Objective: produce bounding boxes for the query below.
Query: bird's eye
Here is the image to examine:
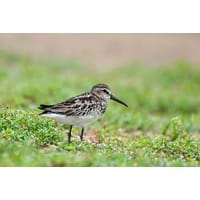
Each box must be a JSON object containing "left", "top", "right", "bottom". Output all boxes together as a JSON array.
[{"left": 103, "top": 89, "right": 109, "bottom": 94}]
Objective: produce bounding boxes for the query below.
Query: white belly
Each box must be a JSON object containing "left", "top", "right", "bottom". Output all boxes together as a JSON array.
[{"left": 41, "top": 113, "right": 101, "bottom": 127}]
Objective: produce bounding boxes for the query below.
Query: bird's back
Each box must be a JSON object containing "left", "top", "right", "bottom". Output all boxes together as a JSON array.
[{"left": 39, "top": 92, "right": 107, "bottom": 117}]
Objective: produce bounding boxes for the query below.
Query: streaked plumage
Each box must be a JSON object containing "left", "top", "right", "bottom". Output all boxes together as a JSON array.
[{"left": 39, "top": 84, "right": 128, "bottom": 143}]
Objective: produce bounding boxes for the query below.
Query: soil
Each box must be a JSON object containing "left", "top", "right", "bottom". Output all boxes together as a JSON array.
[{"left": 0, "top": 33, "right": 200, "bottom": 69}]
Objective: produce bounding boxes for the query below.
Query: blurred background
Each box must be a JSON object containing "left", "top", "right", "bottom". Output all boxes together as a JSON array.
[
  {"left": 1, "top": 33, "right": 200, "bottom": 166},
  {"left": 0, "top": 33, "right": 200, "bottom": 68}
]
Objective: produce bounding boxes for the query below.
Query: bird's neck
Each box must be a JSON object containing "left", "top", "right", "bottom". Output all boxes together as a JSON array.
[{"left": 91, "top": 92, "right": 107, "bottom": 102}]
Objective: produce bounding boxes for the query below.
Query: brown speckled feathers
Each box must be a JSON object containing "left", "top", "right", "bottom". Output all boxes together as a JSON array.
[{"left": 39, "top": 92, "right": 107, "bottom": 116}]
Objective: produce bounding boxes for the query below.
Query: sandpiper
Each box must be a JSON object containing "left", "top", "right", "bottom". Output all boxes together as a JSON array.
[{"left": 39, "top": 84, "right": 128, "bottom": 143}]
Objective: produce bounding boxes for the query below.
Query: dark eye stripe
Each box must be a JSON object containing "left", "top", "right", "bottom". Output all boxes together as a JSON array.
[{"left": 103, "top": 89, "right": 110, "bottom": 95}]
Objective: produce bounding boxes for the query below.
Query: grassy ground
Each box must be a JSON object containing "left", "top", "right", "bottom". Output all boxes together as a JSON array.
[{"left": 0, "top": 51, "right": 200, "bottom": 166}]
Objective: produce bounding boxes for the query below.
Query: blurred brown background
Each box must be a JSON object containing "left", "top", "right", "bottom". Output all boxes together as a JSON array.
[{"left": 0, "top": 33, "right": 200, "bottom": 68}]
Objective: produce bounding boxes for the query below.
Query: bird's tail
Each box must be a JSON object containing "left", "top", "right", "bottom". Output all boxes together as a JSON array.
[
  {"left": 38, "top": 104, "right": 52, "bottom": 110},
  {"left": 38, "top": 104, "right": 53, "bottom": 115}
]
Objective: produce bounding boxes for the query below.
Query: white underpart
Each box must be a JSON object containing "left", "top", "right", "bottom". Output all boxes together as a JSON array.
[{"left": 41, "top": 113, "right": 102, "bottom": 128}]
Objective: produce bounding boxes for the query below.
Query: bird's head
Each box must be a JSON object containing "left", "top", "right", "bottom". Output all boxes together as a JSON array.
[{"left": 90, "top": 84, "right": 128, "bottom": 107}]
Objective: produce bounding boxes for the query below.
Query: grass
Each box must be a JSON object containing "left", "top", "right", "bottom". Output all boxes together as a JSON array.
[{"left": 0, "top": 51, "right": 200, "bottom": 166}]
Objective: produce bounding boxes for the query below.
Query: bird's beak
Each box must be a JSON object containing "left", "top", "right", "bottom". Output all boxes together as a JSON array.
[{"left": 110, "top": 95, "right": 128, "bottom": 107}]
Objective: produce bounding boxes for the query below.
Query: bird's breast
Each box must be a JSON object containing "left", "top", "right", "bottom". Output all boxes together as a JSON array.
[{"left": 42, "top": 112, "right": 102, "bottom": 127}]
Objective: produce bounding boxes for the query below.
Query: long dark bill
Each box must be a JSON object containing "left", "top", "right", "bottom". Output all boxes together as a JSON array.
[{"left": 110, "top": 95, "right": 128, "bottom": 107}]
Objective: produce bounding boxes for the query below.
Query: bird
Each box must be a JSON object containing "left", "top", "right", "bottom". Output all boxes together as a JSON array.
[{"left": 38, "top": 84, "right": 128, "bottom": 143}]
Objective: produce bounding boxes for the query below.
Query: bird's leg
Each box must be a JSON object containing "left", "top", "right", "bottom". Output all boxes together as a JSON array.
[
  {"left": 80, "top": 128, "right": 84, "bottom": 141},
  {"left": 68, "top": 125, "right": 73, "bottom": 143}
]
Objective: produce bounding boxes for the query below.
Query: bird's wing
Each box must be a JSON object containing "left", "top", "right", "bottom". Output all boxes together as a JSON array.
[{"left": 39, "top": 93, "right": 98, "bottom": 116}]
